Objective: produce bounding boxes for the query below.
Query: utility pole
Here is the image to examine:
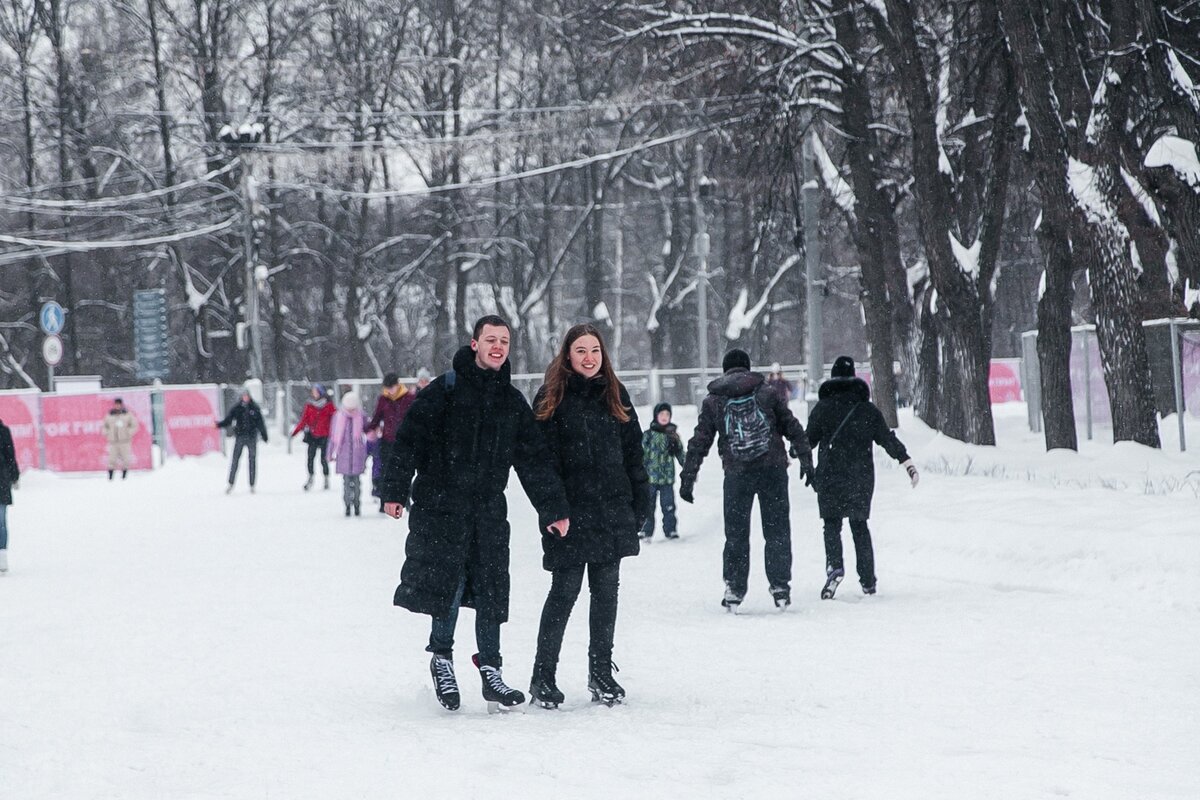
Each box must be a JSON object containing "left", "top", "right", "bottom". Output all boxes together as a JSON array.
[
  {"left": 802, "top": 129, "right": 824, "bottom": 399},
  {"left": 221, "top": 122, "right": 266, "bottom": 382},
  {"left": 693, "top": 142, "right": 711, "bottom": 391}
]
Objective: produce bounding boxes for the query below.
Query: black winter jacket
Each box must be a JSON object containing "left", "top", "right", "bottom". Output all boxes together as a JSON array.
[
  {"left": 380, "top": 346, "right": 569, "bottom": 620},
  {"left": 682, "top": 368, "right": 812, "bottom": 486},
  {"left": 217, "top": 400, "right": 268, "bottom": 442},
  {"left": 806, "top": 377, "right": 909, "bottom": 520},
  {"left": 534, "top": 373, "right": 650, "bottom": 571},
  {"left": 0, "top": 421, "right": 19, "bottom": 506}
]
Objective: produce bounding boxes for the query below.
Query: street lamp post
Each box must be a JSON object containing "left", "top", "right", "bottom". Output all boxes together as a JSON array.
[{"left": 219, "top": 122, "right": 266, "bottom": 382}]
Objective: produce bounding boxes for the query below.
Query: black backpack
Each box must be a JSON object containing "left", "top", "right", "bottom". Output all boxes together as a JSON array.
[{"left": 722, "top": 393, "right": 772, "bottom": 463}]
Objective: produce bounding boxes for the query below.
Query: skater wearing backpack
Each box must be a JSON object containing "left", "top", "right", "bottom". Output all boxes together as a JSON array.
[
  {"left": 680, "top": 349, "right": 815, "bottom": 612},
  {"left": 380, "top": 315, "right": 570, "bottom": 713},
  {"left": 327, "top": 390, "right": 369, "bottom": 517},
  {"left": 640, "top": 402, "right": 684, "bottom": 541},
  {"left": 806, "top": 356, "right": 917, "bottom": 599},
  {"left": 290, "top": 383, "right": 334, "bottom": 491},
  {"left": 528, "top": 323, "right": 650, "bottom": 709}
]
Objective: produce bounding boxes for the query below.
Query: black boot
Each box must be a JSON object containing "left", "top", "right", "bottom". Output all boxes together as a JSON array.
[
  {"left": 353, "top": 504, "right": 361, "bottom": 516},
  {"left": 429, "top": 654, "right": 460, "bottom": 711},
  {"left": 588, "top": 658, "right": 624, "bottom": 706},
  {"left": 472, "top": 654, "right": 525, "bottom": 712},
  {"left": 108, "top": 470, "right": 114, "bottom": 480},
  {"left": 529, "top": 663, "right": 565, "bottom": 709},
  {"left": 121, "top": 470, "right": 127, "bottom": 479},
  {"left": 345, "top": 505, "right": 351, "bottom": 517}
]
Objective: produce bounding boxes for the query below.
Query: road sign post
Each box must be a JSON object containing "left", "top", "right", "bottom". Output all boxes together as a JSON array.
[
  {"left": 42, "top": 333, "right": 63, "bottom": 391},
  {"left": 133, "top": 289, "right": 170, "bottom": 381}
]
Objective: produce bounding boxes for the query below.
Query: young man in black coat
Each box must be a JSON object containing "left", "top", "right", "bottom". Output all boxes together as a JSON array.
[
  {"left": 680, "top": 349, "right": 815, "bottom": 611},
  {"left": 380, "top": 315, "right": 570, "bottom": 713},
  {"left": 0, "top": 417, "right": 19, "bottom": 574},
  {"left": 806, "top": 356, "right": 918, "bottom": 599},
  {"left": 215, "top": 388, "right": 269, "bottom": 493}
]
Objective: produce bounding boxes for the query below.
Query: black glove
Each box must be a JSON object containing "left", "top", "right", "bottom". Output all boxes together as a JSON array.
[
  {"left": 800, "top": 460, "right": 815, "bottom": 488},
  {"left": 679, "top": 481, "right": 694, "bottom": 504},
  {"left": 788, "top": 445, "right": 799, "bottom": 459}
]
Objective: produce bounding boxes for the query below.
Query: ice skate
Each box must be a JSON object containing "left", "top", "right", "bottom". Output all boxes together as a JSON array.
[
  {"left": 472, "top": 654, "right": 525, "bottom": 713},
  {"left": 0, "top": 549, "right": 8, "bottom": 573},
  {"left": 721, "top": 583, "right": 744, "bottom": 613},
  {"left": 429, "top": 654, "right": 461, "bottom": 711},
  {"left": 323, "top": 475, "right": 330, "bottom": 490},
  {"left": 664, "top": 530, "right": 679, "bottom": 540},
  {"left": 588, "top": 660, "right": 624, "bottom": 707},
  {"left": 225, "top": 483, "right": 234, "bottom": 494},
  {"left": 770, "top": 585, "right": 791, "bottom": 610},
  {"left": 528, "top": 665, "right": 564, "bottom": 710},
  {"left": 821, "top": 567, "right": 844, "bottom": 600},
  {"left": 862, "top": 581, "right": 877, "bottom": 595},
  {"left": 303, "top": 475, "right": 313, "bottom": 491}
]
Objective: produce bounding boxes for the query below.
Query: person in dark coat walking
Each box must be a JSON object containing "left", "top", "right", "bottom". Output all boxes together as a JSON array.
[
  {"left": 366, "top": 372, "right": 417, "bottom": 511},
  {"left": 806, "top": 356, "right": 918, "bottom": 598},
  {"left": 640, "top": 402, "right": 684, "bottom": 540},
  {"left": 290, "top": 383, "right": 334, "bottom": 491},
  {"left": 0, "top": 418, "right": 20, "bottom": 574},
  {"left": 380, "top": 315, "right": 570, "bottom": 713},
  {"left": 216, "top": 388, "right": 269, "bottom": 493},
  {"left": 680, "top": 349, "right": 815, "bottom": 611},
  {"left": 528, "top": 323, "right": 650, "bottom": 708}
]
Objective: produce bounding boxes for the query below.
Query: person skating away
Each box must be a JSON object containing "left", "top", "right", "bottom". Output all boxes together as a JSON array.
[
  {"left": 380, "top": 315, "right": 570, "bottom": 713},
  {"left": 415, "top": 367, "right": 432, "bottom": 393},
  {"left": 216, "top": 388, "right": 269, "bottom": 493},
  {"left": 0, "top": 417, "right": 19, "bottom": 574},
  {"left": 640, "top": 402, "right": 684, "bottom": 541},
  {"left": 328, "top": 390, "right": 369, "bottom": 517},
  {"left": 102, "top": 397, "right": 139, "bottom": 480},
  {"left": 766, "top": 363, "right": 794, "bottom": 405},
  {"left": 679, "top": 349, "right": 815, "bottom": 613},
  {"left": 806, "top": 356, "right": 917, "bottom": 599},
  {"left": 366, "top": 373, "right": 417, "bottom": 512},
  {"left": 529, "top": 324, "right": 650, "bottom": 709},
  {"left": 290, "top": 383, "right": 334, "bottom": 491}
]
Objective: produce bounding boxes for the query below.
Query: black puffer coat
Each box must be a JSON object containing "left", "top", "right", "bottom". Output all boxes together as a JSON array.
[
  {"left": 535, "top": 374, "right": 650, "bottom": 571},
  {"left": 216, "top": 400, "right": 268, "bottom": 442},
  {"left": 0, "top": 421, "right": 19, "bottom": 506},
  {"left": 380, "top": 346, "right": 569, "bottom": 621},
  {"left": 681, "top": 368, "right": 812, "bottom": 485},
  {"left": 806, "top": 377, "right": 909, "bottom": 520}
]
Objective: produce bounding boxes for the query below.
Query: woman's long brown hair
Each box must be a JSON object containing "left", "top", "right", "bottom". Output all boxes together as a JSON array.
[{"left": 535, "top": 323, "right": 631, "bottom": 422}]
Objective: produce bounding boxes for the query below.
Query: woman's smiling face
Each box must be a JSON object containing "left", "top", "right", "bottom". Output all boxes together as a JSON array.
[{"left": 569, "top": 335, "right": 602, "bottom": 378}]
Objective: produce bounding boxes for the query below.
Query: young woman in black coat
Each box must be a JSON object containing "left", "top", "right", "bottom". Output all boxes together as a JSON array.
[{"left": 529, "top": 323, "right": 650, "bottom": 708}]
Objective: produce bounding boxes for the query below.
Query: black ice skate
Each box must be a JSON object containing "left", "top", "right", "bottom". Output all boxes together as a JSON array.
[
  {"left": 588, "top": 660, "right": 624, "bottom": 707},
  {"left": 429, "top": 654, "right": 461, "bottom": 711},
  {"left": 303, "top": 475, "right": 313, "bottom": 491},
  {"left": 721, "top": 583, "right": 744, "bottom": 613},
  {"left": 472, "top": 654, "right": 525, "bottom": 713},
  {"left": 770, "top": 585, "right": 791, "bottom": 610},
  {"left": 821, "top": 567, "right": 845, "bottom": 600},
  {"left": 664, "top": 530, "right": 679, "bottom": 540},
  {"left": 861, "top": 581, "right": 877, "bottom": 595},
  {"left": 528, "top": 665, "right": 565, "bottom": 710}
]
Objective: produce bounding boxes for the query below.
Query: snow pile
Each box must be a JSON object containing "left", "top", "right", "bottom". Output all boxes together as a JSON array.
[
  {"left": 811, "top": 133, "right": 856, "bottom": 215},
  {"left": 949, "top": 232, "right": 982, "bottom": 281},
  {"left": 1144, "top": 134, "right": 1200, "bottom": 188}
]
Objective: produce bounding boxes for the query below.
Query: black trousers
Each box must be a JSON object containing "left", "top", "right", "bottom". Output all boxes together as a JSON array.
[
  {"left": 823, "top": 518, "right": 875, "bottom": 587},
  {"left": 377, "top": 439, "right": 395, "bottom": 509},
  {"left": 229, "top": 438, "right": 258, "bottom": 487},
  {"left": 723, "top": 465, "right": 792, "bottom": 594},
  {"left": 306, "top": 436, "right": 329, "bottom": 476},
  {"left": 534, "top": 559, "right": 621, "bottom": 671}
]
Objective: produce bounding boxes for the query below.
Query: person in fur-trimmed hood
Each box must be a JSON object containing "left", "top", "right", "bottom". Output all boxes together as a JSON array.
[
  {"left": 680, "top": 349, "right": 814, "bottom": 612},
  {"left": 640, "top": 402, "right": 684, "bottom": 540},
  {"left": 806, "top": 356, "right": 917, "bottom": 600}
]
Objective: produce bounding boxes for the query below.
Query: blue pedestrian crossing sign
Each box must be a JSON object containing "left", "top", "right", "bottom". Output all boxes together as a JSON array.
[{"left": 40, "top": 301, "right": 65, "bottom": 335}]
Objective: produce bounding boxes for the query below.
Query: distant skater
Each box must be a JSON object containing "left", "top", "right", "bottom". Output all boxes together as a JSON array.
[
  {"left": 328, "top": 390, "right": 369, "bottom": 516},
  {"left": 216, "top": 388, "right": 269, "bottom": 493},
  {"left": 640, "top": 402, "right": 684, "bottom": 541},
  {"left": 102, "top": 397, "right": 139, "bottom": 479},
  {"left": 806, "top": 356, "right": 918, "bottom": 599},
  {"left": 0, "top": 416, "right": 19, "bottom": 574},
  {"left": 291, "top": 383, "right": 334, "bottom": 491}
]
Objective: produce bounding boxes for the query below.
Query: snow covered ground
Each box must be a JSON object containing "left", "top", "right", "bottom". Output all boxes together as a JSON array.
[{"left": 2, "top": 404, "right": 1198, "bottom": 799}]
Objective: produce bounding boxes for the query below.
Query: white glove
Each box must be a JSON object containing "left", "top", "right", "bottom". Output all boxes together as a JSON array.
[{"left": 901, "top": 459, "right": 918, "bottom": 488}]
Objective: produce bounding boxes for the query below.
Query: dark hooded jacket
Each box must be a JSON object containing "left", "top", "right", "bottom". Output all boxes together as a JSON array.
[
  {"left": 681, "top": 367, "right": 812, "bottom": 486},
  {"left": 534, "top": 373, "right": 650, "bottom": 571},
  {"left": 0, "top": 420, "right": 19, "bottom": 506},
  {"left": 806, "top": 376, "right": 909, "bottom": 520},
  {"left": 217, "top": 399, "right": 268, "bottom": 442},
  {"left": 379, "top": 346, "right": 569, "bottom": 621}
]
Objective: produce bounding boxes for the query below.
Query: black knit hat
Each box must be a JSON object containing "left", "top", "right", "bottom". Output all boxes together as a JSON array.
[
  {"left": 722, "top": 349, "right": 751, "bottom": 372},
  {"left": 831, "top": 356, "right": 856, "bottom": 378},
  {"left": 382, "top": 372, "right": 399, "bottom": 387},
  {"left": 653, "top": 402, "right": 672, "bottom": 417}
]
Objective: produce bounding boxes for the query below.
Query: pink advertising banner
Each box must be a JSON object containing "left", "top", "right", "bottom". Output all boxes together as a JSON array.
[
  {"left": 41, "top": 391, "right": 153, "bottom": 472},
  {"left": 163, "top": 386, "right": 223, "bottom": 457},
  {"left": 855, "top": 360, "right": 1021, "bottom": 404},
  {"left": 1069, "top": 334, "right": 1112, "bottom": 425},
  {"left": 0, "top": 391, "right": 41, "bottom": 470}
]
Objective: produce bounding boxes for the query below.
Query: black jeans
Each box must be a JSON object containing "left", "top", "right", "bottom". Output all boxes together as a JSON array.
[
  {"left": 535, "top": 559, "right": 621, "bottom": 670},
  {"left": 823, "top": 518, "right": 875, "bottom": 587},
  {"left": 229, "top": 438, "right": 258, "bottom": 487},
  {"left": 428, "top": 574, "right": 502, "bottom": 665},
  {"left": 641, "top": 484, "right": 677, "bottom": 536},
  {"left": 723, "top": 465, "right": 792, "bottom": 594},
  {"left": 306, "top": 436, "right": 329, "bottom": 477}
]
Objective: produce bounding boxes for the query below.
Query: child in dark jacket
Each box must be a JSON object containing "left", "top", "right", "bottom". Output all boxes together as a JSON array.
[{"left": 641, "top": 402, "right": 684, "bottom": 540}]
